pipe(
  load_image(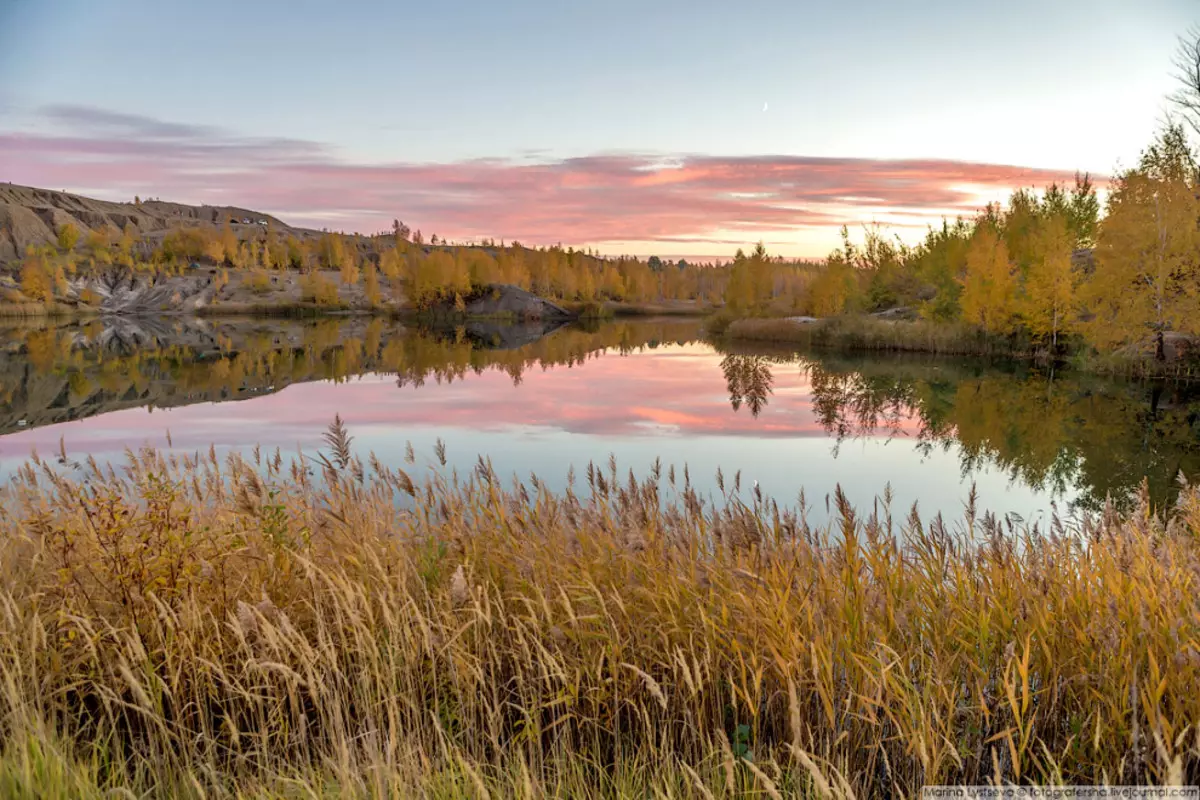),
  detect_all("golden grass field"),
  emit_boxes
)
[0,422,1197,797]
